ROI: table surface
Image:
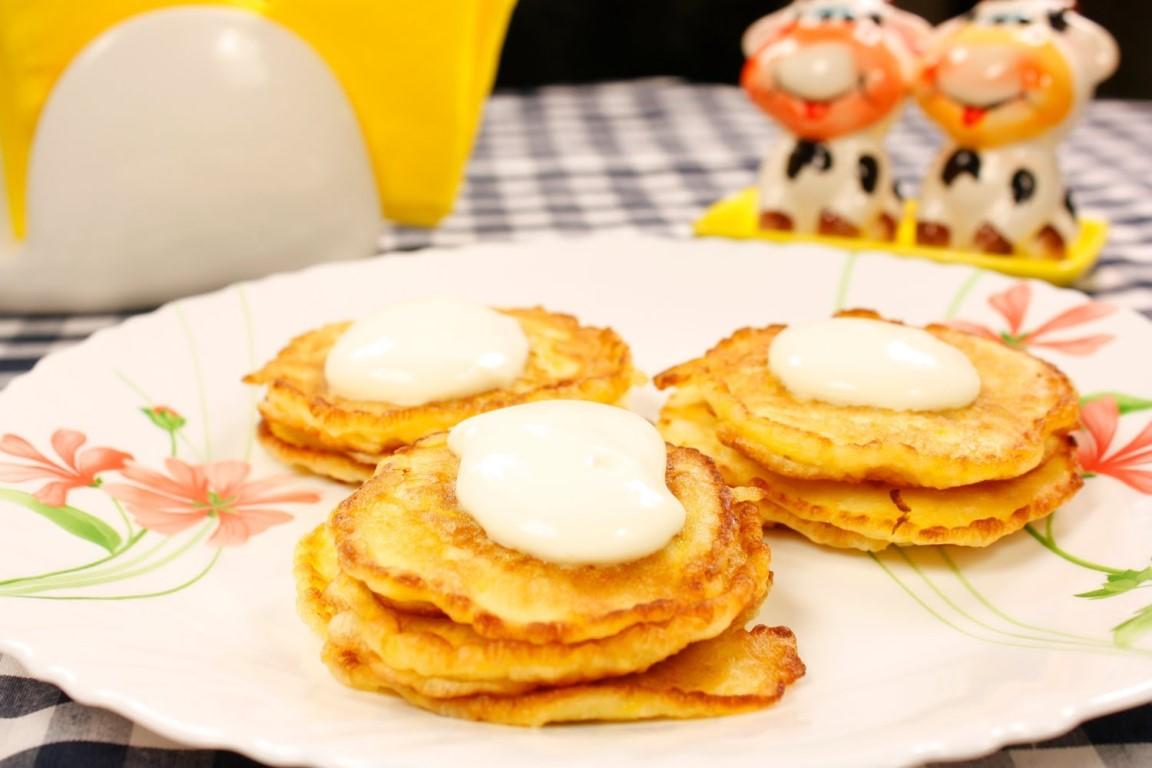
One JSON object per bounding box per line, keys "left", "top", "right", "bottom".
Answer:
{"left": 1, "top": 79, "right": 1150, "bottom": 768}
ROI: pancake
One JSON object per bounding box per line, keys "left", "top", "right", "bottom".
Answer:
{"left": 295, "top": 517, "right": 343, "bottom": 637}
{"left": 659, "top": 389, "right": 1083, "bottom": 549}
{"left": 325, "top": 610, "right": 540, "bottom": 698}
{"left": 297, "top": 524, "right": 771, "bottom": 687}
{"left": 752, "top": 440, "right": 1082, "bottom": 548}
{"left": 324, "top": 623, "right": 806, "bottom": 726}
{"left": 331, "top": 435, "right": 771, "bottom": 644}
{"left": 732, "top": 488, "right": 890, "bottom": 552}
{"left": 658, "top": 388, "right": 775, "bottom": 489}
{"left": 245, "top": 307, "right": 638, "bottom": 464}
{"left": 654, "top": 311, "right": 1080, "bottom": 490}
{"left": 258, "top": 420, "right": 377, "bottom": 484}
{"left": 296, "top": 538, "right": 535, "bottom": 697}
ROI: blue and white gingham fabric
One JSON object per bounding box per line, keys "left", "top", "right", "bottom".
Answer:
{"left": 1, "top": 79, "right": 1150, "bottom": 768}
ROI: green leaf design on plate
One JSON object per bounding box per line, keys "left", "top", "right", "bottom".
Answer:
{"left": 999, "top": 332, "right": 1025, "bottom": 348}
{"left": 1077, "top": 567, "right": 1152, "bottom": 599}
{"left": 0, "top": 489, "right": 122, "bottom": 553}
{"left": 1080, "top": 392, "right": 1152, "bottom": 415}
{"left": 1114, "top": 604, "right": 1152, "bottom": 648}
{"left": 140, "top": 406, "right": 186, "bottom": 433}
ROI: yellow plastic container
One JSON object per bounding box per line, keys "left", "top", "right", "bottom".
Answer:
{"left": 695, "top": 188, "right": 1108, "bottom": 286}
{"left": 0, "top": 0, "right": 516, "bottom": 237}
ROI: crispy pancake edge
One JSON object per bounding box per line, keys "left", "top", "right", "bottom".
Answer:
{"left": 332, "top": 437, "right": 771, "bottom": 644}
{"left": 245, "top": 307, "right": 638, "bottom": 455}
{"left": 752, "top": 439, "right": 1084, "bottom": 547}
{"left": 655, "top": 311, "right": 1081, "bottom": 489}
{"left": 659, "top": 393, "right": 1085, "bottom": 548}
{"left": 324, "top": 624, "right": 806, "bottom": 726}
{"left": 258, "top": 420, "right": 377, "bottom": 484}
{"left": 297, "top": 529, "right": 538, "bottom": 698}
{"left": 297, "top": 529, "right": 774, "bottom": 689}
{"left": 731, "top": 488, "right": 892, "bottom": 552}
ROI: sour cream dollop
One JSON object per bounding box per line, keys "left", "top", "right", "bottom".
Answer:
{"left": 768, "top": 317, "right": 981, "bottom": 411}
{"left": 448, "top": 401, "right": 687, "bottom": 565}
{"left": 324, "top": 300, "right": 530, "bottom": 405}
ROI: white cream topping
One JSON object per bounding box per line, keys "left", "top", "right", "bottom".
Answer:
{"left": 768, "top": 317, "right": 981, "bottom": 411}
{"left": 448, "top": 401, "right": 687, "bottom": 565}
{"left": 324, "top": 300, "right": 530, "bottom": 405}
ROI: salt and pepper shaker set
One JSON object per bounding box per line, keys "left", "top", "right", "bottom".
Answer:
{"left": 742, "top": 0, "right": 1119, "bottom": 259}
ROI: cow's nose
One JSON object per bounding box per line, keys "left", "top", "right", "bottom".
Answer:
{"left": 774, "top": 42, "right": 858, "bottom": 101}
{"left": 936, "top": 44, "right": 1026, "bottom": 107}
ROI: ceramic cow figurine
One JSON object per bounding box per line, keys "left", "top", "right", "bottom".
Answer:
{"left": 742, "top": 0, "right": 930, "bottom": 240}
{"left": 916, "top": 0, "right": 1118, "bottom": 258}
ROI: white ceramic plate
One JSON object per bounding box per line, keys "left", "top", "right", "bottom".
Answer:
{"left": 1, "top": 235, "right": 1150, "bottom": 768}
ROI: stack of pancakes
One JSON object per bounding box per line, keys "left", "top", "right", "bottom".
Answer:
{"left": 655, "top": 311, "right": 1084, "bottom": 551}
{"left": 245, "top": 307, "right": 638, "bottom": 483}
{"left": 294, "top": 433, "right": 805, "bottom": 725}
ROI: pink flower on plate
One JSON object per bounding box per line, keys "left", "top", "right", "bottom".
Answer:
{"left": 0, "top": 429, "right": 133, "bottom": 506}
{"left": 105, "top": 459, "right": 321, "bottom": 546}
{"left": 1077, "top": 397, "right": 1152, "bottom": 494}
{"left": 951, "top": 282, "right": 1116, "bottom": 356}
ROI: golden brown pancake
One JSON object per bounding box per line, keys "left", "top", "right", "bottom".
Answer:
{"left": 293, "top": 417, "right": 804, "bottom": 724}
{"left": 738, "top": 491, "right": 891, "bottom": 552}
{"left": 326, "top": 610, "right": 541, "bottom": 699}
{"left": 751, "top": 441, "right": 1082, "bottom": 547}
{"left": 655, "top": 311, "right": 1080, "bottom": 489}
{"left": 659, "top": 388, "right": 1083, "bottom": 550}
{"left": 297, "top": 527, "right": 532, "bottom": 698}
{"left": 297, "top": 524, "right": 771, "bottom": 687}
{"left": 245, "top": 308, "right": 638, "bottom": 478}
{"left": 658, "top": 388, "right": 777, "bottom": 489}
{"left": 324, "top": 623, "right": 805, "bottom": 726}
{"left": 258, "top": 420, "right": 377, "bottom": 483}
{"left": 330, "top": 434, "right": 770, "bottom": 644}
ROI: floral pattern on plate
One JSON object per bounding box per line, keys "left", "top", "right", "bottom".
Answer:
{"left": 0, "top": 407, "right": 317, "bottom": 599}
{"left": 0, "top": 237, "right": 1149, "bottom": 768}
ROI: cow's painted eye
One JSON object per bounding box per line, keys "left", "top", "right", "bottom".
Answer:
{"left": 811, "top": 5, "right": 855, "bottom": 23}
{"left": 986, "top": 12, "right": 1033, "bottom": 26}
{"left": 869, "top": 13, "right": 883, "bottom": 26}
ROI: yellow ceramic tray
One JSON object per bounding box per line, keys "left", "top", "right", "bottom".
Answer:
{"left": 695, "top": 188, "right": 1108, "bottom": 286}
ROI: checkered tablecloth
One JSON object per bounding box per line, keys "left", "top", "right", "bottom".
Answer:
{"left": 1, "top": 79, "right": 1150, "bottom": 768}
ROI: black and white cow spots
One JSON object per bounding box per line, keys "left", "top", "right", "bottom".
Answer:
{"left": 1011, "top": 169, "right": 1037, "bottom": 205}
{"left": 942, "top": 150, "right": 981, "bottom": 187}
{"left": 759, "top": 130, "right": 902, "bottom": 239}
{"left": 858, "top": 155, "right": 880, "bottom": 195}
{"left": 787, "top": 141, "right": 834, "bottom": 180}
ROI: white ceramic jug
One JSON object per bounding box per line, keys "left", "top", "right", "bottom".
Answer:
{"left": 0, "top": 6, "right": 380, "bottom": 311}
